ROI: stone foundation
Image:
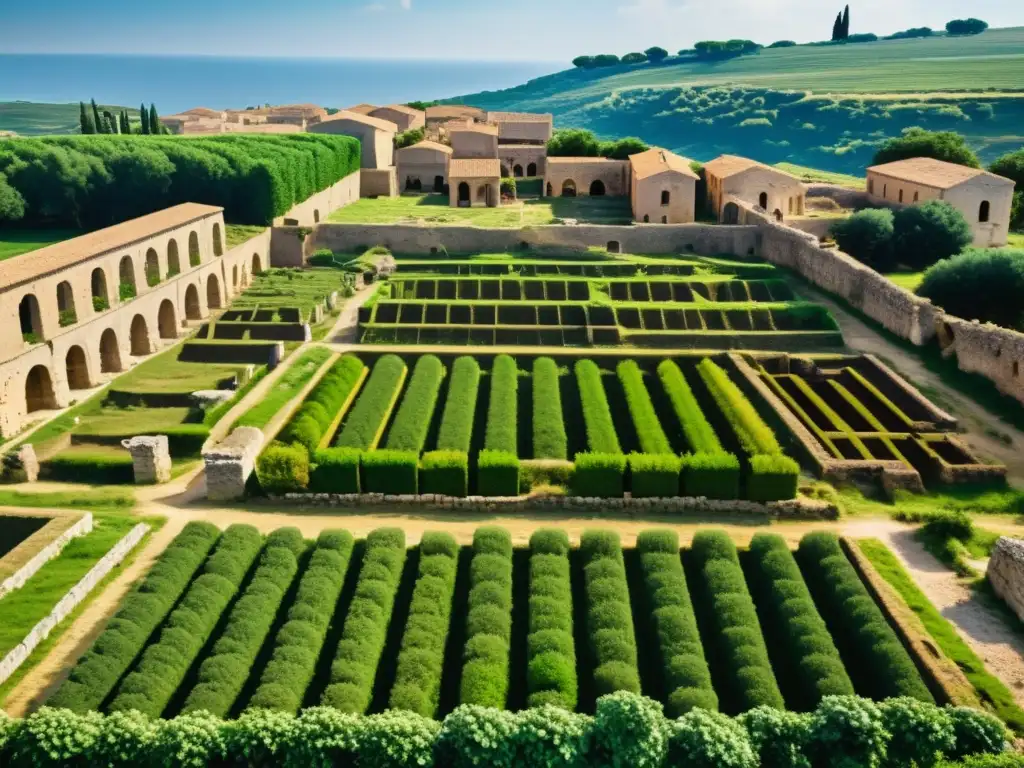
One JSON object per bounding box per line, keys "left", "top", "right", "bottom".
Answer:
{"left": 0, "top": 512, "right": 92, "bottom": 598}
{"left": 988, "top": 537, "right": 1024, "bottom": 622}
{"left": 204, "top": 427, "right": 264, "bottom": 501}
{"left": 121, "top": 436, "right": 172, "bottom": 484}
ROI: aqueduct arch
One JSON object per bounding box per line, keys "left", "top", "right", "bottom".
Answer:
{"left": 158, "top": 299, "right": 177, "bottom": 339}
{"left": 188, "top": 231, "right": 201, "bottom": 266}
{"left": 207, "top": 274, "right": 223, "bottom": 310}
{"left": 99, "top": 328, "right": 123, "bottom": 373}
{"left": 168, "top": 239, "right": 181, "bottom": 277}
{"left": 65, "top": 345, "right": 91, "bottom": 390}
{"left": 723, "top": 202, "right": 740, "bottom": 224}
{"left": 25, "top": 365, "right": 56, "bottom": 413}
{"left": 589, "top": 180, "right": 606, "bottom": 196}
{"left": 145, "top": 248, "right": 160, "bottom": 286}
{"left": 184, "top": 284, "right": 202, "bottom": 320}
{"left": 562, "top": 180, "right": 577, "bottom": 197}
{"left": 213, "top": 223, "right": 224, "bottom": 257}
{"left": 19, "top": 294, "right": 43, "bottom": 341}
{"left": 91, "top": 267, "right": 110, "bottom": 309}
{"left": 130, "top": 314, "right": 152, "bottom": 356}
{"left": 119, "top": 255, "right": 137, "bottom": 298}
{"left": 56, "top": 281, "right": 76, "bottom": 325}
{"left": 527, "top": 162, "right": 537, "bottom": 177}
{"left": 252, "top": 253, "right": 263, "bottom": 276}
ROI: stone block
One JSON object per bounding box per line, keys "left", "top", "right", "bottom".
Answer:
{"left": 191, "top": 390, "right": 235, "bottom": 411}
{"left": 988, "top": 537, "right": 1024, "bottom": 623}
{"left": 121, "top": 435, "right": 172, "bottom": 484}
{"left": 204, "top": 427, "right": 265, "bottom": 501}
{"left": 2, "top": 444, "right": 39, "bottom": 483}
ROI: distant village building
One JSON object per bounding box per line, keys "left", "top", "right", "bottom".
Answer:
{"left": 345, "top": 103, "right": 379, "bottom": 116}
{"left": 866, "top": 157, "right": 1016, "bottom": 247}
{"left": 310, "top": 111, "right": 399, "bottom": 197}
{"left": 449, "top": 124, "right": 500, "bottom": 160}
{"left": 543, "top": 158, "right": 630, "bottom": 198}
{"left": 425, "top": 105, "right": 486, "bottom": 129}
{"left": 369, "top": 105, "right": 426, "bottom": 133}
{"left": 487, "top": 111, "right": 553, "bottom": 144}
{"left": 162, "top": 104, "right": 325, "bottom": 135}
{"left": 449, "top": 159, "right": 501, "bottom": 208}
{"left": 703, "top": 155, "right": 806, "bottom": 223}
{"left": 397, "top": 140, "right": 453, "bottom": 193}
{"left": 629, "top": 147, "right": 699, "bottom": 224}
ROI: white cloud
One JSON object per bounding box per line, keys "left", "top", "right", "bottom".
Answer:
{"left": 363, "top": 2, "right": 386, "bottom": 10}
{"left": 400, "top": 0, "right": 412, "bottom": 8}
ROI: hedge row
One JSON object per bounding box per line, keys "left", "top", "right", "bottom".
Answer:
{"left": 390, "top": 532, "right": 459, "bottom": 717}
{"left": 309, "top": 447, "right": 362, "bottom": 493}
{"left": 629, "top": 453, "right": 682, "bottom": 498}
{"left": 336, "top": 354, "right": 407, "bottom": 450}
{"left": 385, "top": 355, "right": 446, "bottom": 453}
{"left": 532, "top": 357, "right": 568, "bottom": 460}
{"left": 690, "top": 530, "right": 784, "bottom": 711}
{"left": 635, "top": 530, "right": 717, "bottom": 717}
{"left": 617, "top": 361, "right": 671, "bottom": 455}
{"left": 484, "top": 355, "right": 518, "bottom": 454}
{"left": 279, "top": 354, "right": 365, "bottom": 453}
{"left": 363, "top": 450, "right": 419, "bottom": 494}
{"left": 572, "top": 452, "right": 626, "bottom": 498}
{"left": 580, "top": 531, "right": 641, "bottom": 696}
{"left": 435, "top": 357, "right": 480, "bottom": 453}
{"left": 0, "top": 693, "right": 1008, "bottom": 768}
{"left": 746, "top": 534, "right": 855, "bottom": 708}
{"left": 181, "top": 528, "right": 307, "bottom": 717}
{"left": 526, "top": 529, "right": 578, "bottom": 710}
{"left": 421, "top": 450, "right": 469, "bottom": 497}
{"left": 257, "top": 443, "right": 310, "bottom": 494}
{"left": 575, "top": 360, "right": 622, "bottom": 454}
{"left": 107, "top": 525, "right": 264, "bottom": 717}
{"left": 49, "top": 521, "right": 222, "bottom": 712}
{"left": 478, "top": 450, "right": 520, "bottom": 497}
{"left": 247, "top": 530, "right": 355, "bottom": 713}
{"left": 747, "top": 453, "right": 800, "bottom": 503}
{"left": 460, "top": 528, "right": 514, "bottom": 709}
{"left": 797, "top": 532, "right": 934, "bottom": 703}
{"left": 681, "top": 451, "right": 741, "bottom": 500}
{"left": 322, "top": 528, "right": 407, "bottom": 713}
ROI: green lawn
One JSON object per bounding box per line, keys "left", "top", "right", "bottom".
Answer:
{"left": 0, "top": 102, "right": 137, "bottom": 136}
{"left": 72, "top": 407, "right": 197, "bottom": 436}
{"left": 885, "top": 272, "right": 924, "bottom": 292}
{"left": 328, "top": 193, "right": 634, "bottom": 227}
{"left": 0, "top": 230, "right": 82, "bottom": 261}
{"left": 234, "top": 346, "right": 332, "bottom": 430}
{"left": 1006, "top": 232, "right": 1024, "bottom": 249}
{"left": 113, "top": 345, "right": 251, "bottom": 395}
{"left": 225, "top": 224, "right": 267, "bottom": 250}
{"left": 775, "top": 163, "right": 865, "bottom": 189}
{"left": 229, "top": 267, "right": 353, "bottom": 317}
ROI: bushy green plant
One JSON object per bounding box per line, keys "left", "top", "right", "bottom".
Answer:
{"left": 668, "top": 708, "right": 757, "bottom": 768}
{"left": 309, "top": 447, "right": 361, "bottom": 493}
{"left": 946, "top": 706, "right": 1011, "bottom": 760}
{"left": 628, "top": 453, "right": 681, "bottom": 498}
{"left": 436, "top": 356, "right": 481, "bottom": 453}
{"left": 461, "top": 528, "right": 514, "bottom": 709}
{"left": 696, "top": 358, "right": 782, "bottom": 456}
{"left": 336, "top": 354, "right": 406, "bottom": 450}
{"left": 361, "top": 450, "right": 418, "bottom": 494}
{"left": 576, "top": 360, "right": 622, "bottom": 454}
{"left": 682, "top": 451, "right": 741, "bottom": 499}
{"left": 808, "top": 696, "right": 890, "bottom": 768}
{"left": 831, "top": 208, "right": 894, "bottom": 268}
{"left": 279, "top": 354, "right": 365, "bottom": 451}
{"left": 257, "top": 442, "right": 310, "bottom": 494}
{"left": 657, "top": 360, "right": 723, "bottom": 453}
{"left": 420, "top": 450, "right": 469, "bottom": 496}
{"left": 385, "top": 354, "right": 445, "bottom": 453}
{"left": 527, "top": 529, "right": 577, "bottom": 709}
{"left": 478, "top": 450, "right": 520, "bottom": 497}
{"left": 880, "top": 697, "right": 956, "bottom": 768}
{"left": 873, "top": 127, "right": 981, "bottom": 169}
{"left": 917, "top": 248, "right": 1024, "bottom": 331}
{"left": 533, "top": 357, "right": 568, "bottom": 460}
{"left": 437, "top": 705, "right": 519, "bottom": 768}
{"left": 589, "top": 691, "right": 668, "bottom": 768}
{"left": 572, "top": 452, "right": 627, "bottom": 498}
{"left": 892, "top": 200, "right": 973, "bottom": 270}
{"left": 485, "top": 355, "right": 519, "bottom": 454}
{"left": 618, "top": 361, "right": 671, "bottom": 454}
{"left": 747, "top": 453, "right": 800, "bottom": 501}
{"left": 739, "top": 707, "right": 812, "bottom": 768}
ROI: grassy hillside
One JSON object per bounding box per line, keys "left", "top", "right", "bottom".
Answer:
{"left": 0, "top": 101, "right": 138, "bottom": 136}
{"left": 458, "top": 28, "right": 1024, "bottom": 175}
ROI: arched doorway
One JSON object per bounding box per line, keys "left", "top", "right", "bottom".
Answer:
{"left": 527, "top": 162, "right": 537, "bottom": 177}
{"left": 513, "top": 164, "right": 524, "bottom": 178}
{"left": 25, "top": 365, "right": 56, "bottom": 413}
{"left": 723, "top": 202, "right": 740, "bottom": 224}
{"left": 589, "top": 180, "right": 606, "bottom": 196}
{"left": 188, "top": 231, "right": 201, "bottom": 266}
{"left": 758, "top": 192, "right": 768, "bottom": 210}
{"left": 476, "top": 185, "right": 487, "bottom": 203}
{"left": 500, "top": 165, "right": 510, "bottom": 177}
{"left": 773, "top": 209, "right": 783, "bottom": 222}
{"left": 167, "top": 239, "right": 181, "bottom": 277}
{"left": 434, "top": 175, "right": 444, "bottom": 192}
{"left": 19, "top": 294, "right": 43, "bottom": 342}
{"left": 145, "top": 248, "right": 160, "bottom": 286}
{"left": 56, "top": 281, "right": 77, "bottom": 327}
{"left": 252, "top": 253, "right": 263, "bottom": 276}
{"left": 130, "top": 315, "right": 151, "bottom": 356}
{"left": 562, "top": 180, "right": 577, "bottom": 197}
{"left": 99, "top": 328, "right": 122, "bottom": 373}
{"left": 65, "top": 346, "right": 91, "bottom": 390}
{"left": 158, "top": 299, "right": 177, "bottom": 339}
{"left": 91, "top": 268, "right": 110, "bottom": 311}
{"left": 457, "top": 182, "right": 470, "bottom": 205}
{"left": 119, "top": 255, "right": 137, "bottom": 299}
{"left": 184, "top": 284, "right": 201, "bottom": 320}
{"left": 661, "top": 190, "right": 670, "bottom": 205}
{"left": 213, "top": 223, "right": 224, "bottom": 257}
{"left": 546, "top": 182, "right": 553, "bottom": 197}
{"left": 207, "top": 274, "right": 222, "bottom": 310}
{"left": 979, "top": 200, "right": 991, "bottom": 223}
{"left": 313, "top": 209, "right": 321, "bottom": 223}
{"left": 232, "top": 265, "right": 239, "bottom": 289}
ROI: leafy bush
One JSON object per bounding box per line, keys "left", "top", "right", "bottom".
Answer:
{"left": 527, "top": 529, "right": 577, "bottom": 710}
{"left": 572, "top": 452, "right": 627, "bottom": 498}
{"left": 739, "top": 706, "right": 813, "bottom": 768}
{"left": 362, "top": 450, "right": 418, "bottom": 494}
{"left": 576, "top": 360, "right": 622, "bottom": 454}
{"left": 873, "top": 127, "right": 981, "bottom": 169}
{"left": 807, "top": 696, "right": 889, "bottom": 768}
{"left": 548, "top": 128, "right": 602, "bottom": 157}
{"left": 657, "top": 360, "right": 723, "bottom": 453}
{"left": 461, "top": 528, "right": 514, "bottom": 708}
{"left": 881, "top": 697, "right": 956, "bottom": 768}
{"left": 618, "top": 361, "right": 671, "bottom": 454}
{"left": 628, "top": 454, "right": 681, "bottom": 498}
{"left": 589, "top": 691, "right": 668, "bottom": 768}
{"left": 682, "top": 451, "right": 741, "bottom": 499}
{"left": 946, "top": 18, "right": 989, "bottom": 36}
{"left": 420, "top": 450, "right": 469, "bottom": 497}
{"left": 831, "top": 208, "right": 894, "bottom": 268}
{"left": 697, "top": 358, "right": 782, "bottom": 456}
{"left": 485, "top": 355, "right": 519, "bottom": 454}
{"left": 257, "top": 442, "right": 310, "bottom": 494}
{"left": 668, "top": 708, "right": 757, "bottom": 767}
{"left": 892, "top": 201, "right": 973, "bottom": 270}
{"left": 309, "top": 447, "right": 361, "bottom": 493}
{"left": 336, "top": 354, "right": 407, "bottom": 450}
{"left": 917, "top": 248, "right": 1024, "bottom": 331}
{"left": 533, "top": 357, "right": 568, "bottom": 460}
{"left": 478, "top": 450, "right": 520, "bottom": 497}
{"left": 747, "top": 454, "right": 800, "bottom": 502}
{"left": 279, "top": 354, "right": 364, "bottom": 452}
{"left": 385, "top": 355, "right": 445, "bottom": 453}
{"left": 436, "top": 356, "right": 481, "bottom": 453}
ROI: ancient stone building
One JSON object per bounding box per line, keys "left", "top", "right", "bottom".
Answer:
{"left": 486, "top": 112, "right": 553, "bottom": 144}
{"left": 629, "top": 147, "right": 698, "bottom": 224}
{"left": 866, "top": 157, "right": 1016, "bottom": 247}
{"left": 543, "top": 158, "right": 630, "bottom": 198}
{"left": 425, "top": 105, "right": 486, "bottom": 129}
{"left": 310, "top": 111, "right": 398, "bottom": 197}
{"left": 499, "top": 145, "right": 546, "bottom": 179}
{"left": 345, "top": 103, "right": 378, "bottom": 116}
{"left": 397, "top": 140, "right": 453, "bottom": 193}
{"left": 449, "top": 124, "right": 500, "bottom": 160}
{"left": 704, "top": 155, "right": 806, "bottom": 223}
{"left": 449, "top": 159, "right": 501, "bottom": 208}
{"left": 369, "top": 105, "right": 426, "bottom": 133}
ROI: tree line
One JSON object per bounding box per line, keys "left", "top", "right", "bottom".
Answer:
{"left": 545, "top": 128, "right": 649, "bottom": 160}
{"left": 79, "top": 100, "right": 169, "bottom": 136}
{"left": 0, "top": 134, "right": 361, "bottom": 228}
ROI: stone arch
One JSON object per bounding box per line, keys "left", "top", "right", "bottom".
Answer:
{"left": 119, "top": 255, "right": 137, "bottom": 298}
{"left": 65, "top": 345, "right": 91, "bottom": 390}
{"left": 476, "top": 185, "right": 488, "bottom": 202}
{"left": 643, "top": 214, "right": 650, "bottom": 223}
{"left": 661, "top": 190, "right": 670, "bottom": 205}
{"left": 25, "top": 365, "right": 56, "bottom": 413}
{"left": 91, "top": 267, "right": 110, "bottom": 310}
{"left": 188, "top": 231, "right": 201, "bottom": 266}
{"left": 758, "top": 192, "right": 768, "bottom": 210}
{"left": 913, "top": 191, "right": 919, "bottom": 203}
{"left": 562, "top": 179, "right": 577, "bottom": 197}
{"left": 252, "top": 253, "right": 263, "bottom": 276}
{"left": 207, "top": 273, "right": 223, "bottom": 310}
{"left": 527, "top": 162, "right": 537, "bottom": 177}
{"left": 99, "top": 328, "right": 123, "bottom": 373}
{"left": 184, "top": 284, "right": 202, "bottom": 320}
{"left": 56, "top": 280, "right": 77, "bottom": 326}
{"left": 500, "top": 164, "right": 510, "bottom": 177}
{"left": 145, "top": 247, "right": 161, "bottom": 287}
{"left": 546, "top": 182, "right": 553, "bottom": 197}
{"left": 458, "top": 182, "right": 470, "bottom": 204}
{"left": 773, "top": 208, "right": 784, "bottom": 221}
{"left": 979, "top": 200, "right": 991, "bottom": 223}
{"left": 937, "top": 322, "right": 956, "bottom": 351}
{"left": 606, "top": 240, "right": 621, "bottom": 254}
{"left": 167, "top": 238, "right": 181, "bottom": 277}
{"left": 434, "top": 175, "right": 444, "bottom": 192}
{"left": 723, "top": 202, "right": 740, "bottom": 224}
{"left": 589, "top": 180, "right": 605, "bottom": 196}
{"left": 314, "top": 209, "right": 321, "bottom": 223}
{"left": 130, "top": 314, "right": 152, "bottom": 356}
{"left": 213, "top": 223, "right": 224, "bottom": 257}
{"left": 19, "top": 293, "right": 43, "bottom": 342}
{"left": 513, "top": 164, "right": 524, "bottom": 178}
{"left": 158, "top": 299, "right": 177, "bottom": 339}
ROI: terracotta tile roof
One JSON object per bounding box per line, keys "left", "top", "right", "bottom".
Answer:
{"left": 547, "top": 157, "right": 624, "bottom": 164}
{"left": 316, "top": 110, "right": 399, "bottom": 133}
{"left": 426, "top": 105, "right": 484, "bottom": 120}
{"left": 487, "top": 111, "right": 553, "bottom": 124}
{"left": 1, "top": 203, "right": 222, "bottom": 292}
{"left": 450, "top": 123, "right": 499, "bottom": 136}
{"left": 629, "top": 147, "right": 698, "bottom": 181}
{"left": 372, "top": 104, "right": 425, "bottom": 118}
{"left": 182, "top": 107, "right": 223, "bottom": 118}
{"left": 222, "top": 123, "right": 303, "bottom": 134}
{"left": 345, "top": 103, "right": 378, "bottom": 115}
{"left": 702, "top": 154, "right": 780, "bottom": 178}
{"left": 449, "top": 158, "right": 501, "bottom": 178}
{"left": 397, "top": 140, "right": 453, "bottom": 156}
{"left": 867, "top": 157, "right": 1013, "bottom": 189}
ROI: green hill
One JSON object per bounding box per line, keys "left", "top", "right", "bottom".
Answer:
{"left": 0, "top": 101, "right": 138, "bottom": 136}
{"left": 457, "top": 28, "right": 1024, "bottom": 175}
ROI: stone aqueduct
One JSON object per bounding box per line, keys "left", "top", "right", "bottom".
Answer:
{"left": 0, "top": 203, "right": 270, "bottom": 437}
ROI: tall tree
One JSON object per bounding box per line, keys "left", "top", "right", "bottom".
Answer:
{"left": 148, "top": 104, "right": 160, "bottom": 135}
{"left": 831, "top": 12, "right": 842, "bottom": 41}
{"left": 79, "top": 102, "right": 95, "bottom": 135}
{"left": 91, "top": 99, "right": 105, "bottom": 134}
{"left": 140, "top": 102, "right": 150, "bottom": 135}
{"left": 119, "top": 111, "right": 129, "bottom": 134}
{"left": 841, "top": 4, "right": 850, "bottom": 38}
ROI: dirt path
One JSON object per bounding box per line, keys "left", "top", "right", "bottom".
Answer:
{"left": 327, "top": 283, "right": 377, "bottom": 344}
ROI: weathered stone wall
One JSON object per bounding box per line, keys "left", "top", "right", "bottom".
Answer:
{"left": 273, "top": 173, "right": 360, "bottom": 227}
{"left": 204, "top": 426, "right": 265, "bottom": 501}
{"left": 941, "top": 316, "right": 1024, "bottom": 405}
{"left": 988, "top": 537, "right": 1024, "bottom": 623}
{"left": 0, "top": 513, "right": 92, "bottom": 598}
{"left": 807, "top": 183, "right": 875, "bottom": 210}
{"left": 361, "top": 168, "right": 397, "bottom": 198}
{"left": 121, "top": 435, "right": 171, "bottom": 484}
{"left": 0, "top": 522, "right": 149, "bottom": 685}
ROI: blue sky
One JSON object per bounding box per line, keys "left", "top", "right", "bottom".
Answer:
{"left": 1, "top": 0, "right": 1022, "bottom": 60}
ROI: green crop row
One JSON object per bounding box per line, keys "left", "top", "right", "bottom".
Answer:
{"left": 460, "top": 528, "right": 514, "bottom": 709}
{"left": 107, "top": 525, "right": 264, "bottom": 717}
{"left": 236, "top": 347, "right": 332, "bottom": 431}
{"left": 421, "top": 450, "right": 470, "bottom": 496}
{"left": 617, "top": 361, "right": 671, "bottom": 455}
{"left": 390, "top": 532, "right": 459, "bottom": 717}
{"left": 309, "top": 447, "right": 362, "bottom": 493}
{"left": 532, "top": 357, "right": 568, "bottom": 460}
{"left": 279, "top": 354, "right": 365, "bottom": 453}
{"left": 690, "top": 531, "right": 785, "bottom": 711}
{"left": 572, "top": 452, "right": 627, "bottom": 498}
{"left": 181, "top": 528, "right": 307, "bottom": 717}
{"left": 580, "top": 530, "right": 641, "bottom": 697}
{"left": 657, "top": 360, "right": 723, "bottom": 454}
{"left": 385, "top": 355, "right": 446, "bottom": 453}
{"left": 797, "top": 532, "right": 933, "bottom": 702}
{"left": 575, "top": 360, "right": 621, "bottom": 454}
{"left": 322, "top": 528, "right": 407, "bottom": 713}
{"left": 636, "top": 530, "right": 717, "bottom": 717}
{"left": 628, "top": 454, "right": 683, "bottom": 498}
{"left": 436, "top": 357, "right": 481, "bottom": 453}
{"left": 49, "top": 521, "right": 222, "bottom": 713}
{"left": 526, "top": 529, "right": 578, "bottom": 710}
{"left": 247, "top": 530, "right": 355, "bottom": 713}
{"left": 363, "top": 450, "right": 419, "bottom": 494}
{"left": 746, "top": 534, "right": 855, "bottom": 709}
{"left": 484, "top": 355, "right": 519, "bottom": 454}
{"left": 336, "top": 355, "right": 407, "bottom": 450}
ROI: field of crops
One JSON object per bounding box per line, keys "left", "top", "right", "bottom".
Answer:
{"left": 50, "top": 522, "right": 941, "bottom": 721}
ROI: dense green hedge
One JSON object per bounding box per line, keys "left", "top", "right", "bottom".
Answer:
{"left": 636, "top": 530, "right": 717, "bottom": 717}
{"left": 436, "top": 357, "right": 480, "bottom": 453}
{"left": 256, "top": 443, "right": 310, "bottom": 494}
{"left": 279, "top": 354, "right": 365, "bottom": 453}
{"left": 385, "top": 355, "right": 445, "bottom": 453}
{"left": 391, "top": 532, "right": 459, "bottom": 717}
{"left": 580, "top": 530, "right": 641, "bottom": 697}
{"left": 42, "top": 451, "right": 135, "bottom": 484}
{"left": 248, "top": 530, "right": 355, "bottom": 713}
{"left": 681, "top": 451, "right": 741, "bottom": 499}
{"left": 420, "top": 450, "right": 469, "bottom": 497}
{"left": 526, "top": 529, "right": 578, "bottom": 710}
{"left": 657, "top": 360, "right": 723, "bottom": 454}
{"left": 572, "top": 452, "right": 626, "bottom": 498}
{"left": 0, "top": 134, "right": 361, "bottom": 228}
{"left": 460, "top": 528, "right": 514, "bottom": 709}
{"left": 309, "top": 448, "right": 361, "bottom": 493}
{"left": 747, "top": 453, "right": 800, "bottom": 503}
{"left": 628, "top": 454, "right": 682, "bottom": 498}
{"left": 797, "top": 532, "right": 934, "bottom": 703}
{"left": 484, "top": 355, "right": 519, "bottom": 454}
{"left": 321, "top": 528, "right": 406, "bottom": 713}
{"left": 108, "top": 524, "right": 264, "bottom": 716}
{"left": 532, "top": 357, "right": 568, "bottom": 460}
{"left": 336, "top": 355, "right": 407, "bottom": 450}
{"left": 746, "top": 534, "right": 855, "bottom": 709}
{"left": 49, "top": 521, "right": 221, "bottom": 712}
{"left": 618, "top": 361, "right": 671, "bottom": 455}
{"left": 362, "top": 450, "right": 418, "bottom": 494}
{"left": 181, "top": 528, "right": 306, "bottom": 716}
{"left": 575, "top": 360, "right": 622, "bottom": 454}
{"left": 690, "top": 530, "right": 785, "bottom": 711}
{"left": 478, "top": 450, "right": 520, "bottom": 496}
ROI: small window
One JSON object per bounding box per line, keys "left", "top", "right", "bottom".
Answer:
{"left": 913, "top": 191, "right": 919, "bottom": 202}
{"left": 979, "top": 200, "right": 991, "bottom": 223}
{"left": 788, "top": 197, "right": 794, "bottom": 214}
{"left": 660, "top": 190, "right": 670, "bottom": 206}
{"left": 898, "top": 189, "right": 904, "bottom": 203}
{"left": 868, "top": 179, "right": 874, "bottom": 194}
{"left": 883, "top": 184, "right": 887, "bottom": 198}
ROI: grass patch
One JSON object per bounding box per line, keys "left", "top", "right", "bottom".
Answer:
{"left": 0, "top": 488, "right": 134, "bottom": 512}
{"left": 837, "top": 486, "right": 1024, "bottom": 518}
{"left": 113, "top": 346, "right": 251, "bottom": 396}
{"left": 235, "top": 347, "right": 333, "bottom": 431}
{"left": 857, "top": 537, "right": 1024, "bottom": 734}
{"left": 229, "top": 267, "right": 352, "bottom": 319}
{"left": 0, "top": 229, "right": 82, "bottom": 261}
{"left": 884, "top": 271, "right": 924, "bottom": 291}
{"left": 224, "top": 224, "right": 267, "bottom": 249}
{"left": 775, "top": 162, "right": 864, "bottom": 189}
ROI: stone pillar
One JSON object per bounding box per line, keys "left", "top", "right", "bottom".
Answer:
{"left": 203, "top": 427, "right": 264, "bottom": 501}
{"left": 121, "top": 436, "right": 172, "bottom": 484}
{"left": 2, "top": 444, "right": 39, "bottom": 483}
{"left": 988, "top": 537, "right": 1024, "bottom": 622}
{"left": 268, "top": 342, "right": 284, "bottom": 371}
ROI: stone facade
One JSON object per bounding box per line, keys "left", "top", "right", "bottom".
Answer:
{"left": 361, "top": 168, "right": 399, "bottom": 198}
{"left": 1, "top": 444, "right": 39, "bottom": 483}
{"left": 629, "top": 148, "right": 698, "bottom": 224}
{"left": 449, "top": 126, "right": 499, "bottom": 160}
{"left": 121, "top": 435, "right": 172, "bottom": 484}
{"left": 499, "top": 145, "right": 546, "bottom": 179}
{"left": 425, "top": 105, "right": 486, "bottom": 128}
{"left": 0, "top": 512, "right": 92, "bottom": 598}
{"left": 704, "top": 155, "right": 806, "bottom": 222}
{"left": 449, "top": 159, "right": 501, "bottom": 208}
{"left": 310, "top": 111, "right": 397, "bottom": 170}
{"left": 989, "top": 537, "right": 1024, "bottom": 622}
{"left": 486, "top": 111, "right": 553, "bottom": 144}
{"left": 274, "top": 173, "right": 360, "bottom": 226}
{"left": 544, "top": 158, "right": 630, "bottom": 198}
{"left": 396, "top": 141, "right": 452, "bottom": 193}
{"left": 369, "top": 105, "right": 425, "bottom": 133}
{"left": 204, "top": 426, "right": 264, "bottom": 501}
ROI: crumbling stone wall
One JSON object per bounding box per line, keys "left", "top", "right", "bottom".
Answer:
{"left": 121, "top": 436, "right": 172, "bottom": 484}
{"left": 941, "top": 317, "right": 1024, "bottom": 406}
{"left": 989, "top": 537, "right": 1024, "bottom": 622}
{"left": 204, "top": 426, "right": 264, "bottom": 501}
{"left": 0, "top": 512, "right": 92, "bottom": 598}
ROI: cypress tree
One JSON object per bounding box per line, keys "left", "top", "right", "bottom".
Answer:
{"left": 841, "top": 4, "right": 850, "bottom": 38}
{"left": 91, "top": 99, "right": 105, "bottom": 134}
{"left": 79, "top": 102, "right": 96, "bottom": 134}
{"left": 831, "top": 12, "right": 841, "bottom": 41}
{"left": 140, "top": 103, "right": 150, "bottom": 135}
{"left": 148, "top": 104, "right": 160, "bottom": 135}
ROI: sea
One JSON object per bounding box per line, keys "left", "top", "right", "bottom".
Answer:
{"left": 0, "top": 54, "right": 563, "bottom": 112}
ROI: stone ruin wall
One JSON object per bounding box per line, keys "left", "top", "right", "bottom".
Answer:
{"left": 0, "top": 512, "right": 92, "bottom": 598}
{"left": 988, "top": 537, "right": 1024, "bottom": 623}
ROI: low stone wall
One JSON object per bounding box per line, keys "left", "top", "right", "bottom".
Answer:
{"left": 942, "top": 316, "right": 1024, "bottom": 406}
{"left": 274, "top": 173, "right": 360, "bottom": 227}
{"left": 0, "top": 522, "right": 149, "bottom": 686}
{"left": 269, "top": 226, "right": 308, "bottom": 268}
{"left": 0, "top": 513, "right": 92, "bottom": 598}
{"left": 807, "top": 183, "right": 876, "bottom": 210}
{"left": 361, "top": 168, "right": 397, "bottom": 198}
{"left": 204, "top": 427, "right": 265, "bottom": 502}
{"left": 988, "top": 537, "right": 1024, "bottom": 623}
